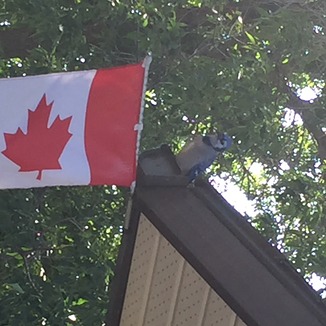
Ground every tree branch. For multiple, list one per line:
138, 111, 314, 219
0, 1, 301, 60
287, 92, 326, 162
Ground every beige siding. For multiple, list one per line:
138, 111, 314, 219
120, 214, 247, 326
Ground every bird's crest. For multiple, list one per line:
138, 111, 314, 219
203, 133, 232, 152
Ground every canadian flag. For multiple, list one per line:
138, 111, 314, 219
0, 58, 151, 189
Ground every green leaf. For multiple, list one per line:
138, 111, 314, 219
73, 298, 88, 306
245, 31, 256, 44
8, 283, 25, 294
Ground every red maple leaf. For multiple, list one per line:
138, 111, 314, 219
2, 94, 72, 180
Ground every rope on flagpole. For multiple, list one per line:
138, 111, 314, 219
125, 54, 152, 230
133, 53, 152, 193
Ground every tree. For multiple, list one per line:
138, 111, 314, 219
0, 0, 325, 324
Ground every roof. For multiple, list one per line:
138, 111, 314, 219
105, 145, 326, 326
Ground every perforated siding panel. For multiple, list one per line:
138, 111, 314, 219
120, 214, 247, 326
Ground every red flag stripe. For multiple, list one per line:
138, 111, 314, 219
85, 64, 145, 187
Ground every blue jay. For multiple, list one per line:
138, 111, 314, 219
176, 133, 232, 181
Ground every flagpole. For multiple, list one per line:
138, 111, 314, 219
130, 54, 152, 194
125, 54, 152, 229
